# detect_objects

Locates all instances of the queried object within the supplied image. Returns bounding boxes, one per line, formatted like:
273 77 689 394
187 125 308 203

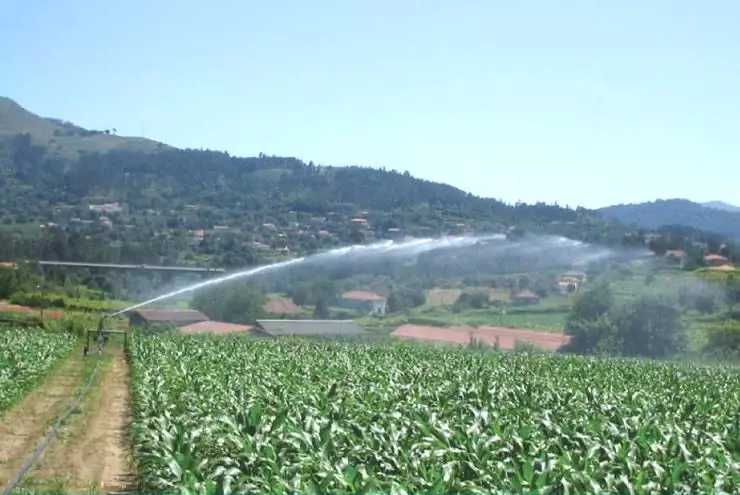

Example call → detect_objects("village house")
349 218 369 228
249 241 271 250
511 290 540 306
663 250 686 263
337 291 387 316
555 277 579 295
88 202 123 214
704 253 730 267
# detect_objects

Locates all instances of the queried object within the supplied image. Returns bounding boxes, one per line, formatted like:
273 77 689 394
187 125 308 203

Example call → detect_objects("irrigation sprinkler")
85 315 127 354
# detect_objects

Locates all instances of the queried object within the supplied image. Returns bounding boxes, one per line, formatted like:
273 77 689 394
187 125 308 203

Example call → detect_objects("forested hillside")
1 97 739 302
0 98 632 266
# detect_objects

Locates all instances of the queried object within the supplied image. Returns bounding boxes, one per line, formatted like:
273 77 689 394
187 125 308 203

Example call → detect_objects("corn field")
0 326 76 415
128 333 740 494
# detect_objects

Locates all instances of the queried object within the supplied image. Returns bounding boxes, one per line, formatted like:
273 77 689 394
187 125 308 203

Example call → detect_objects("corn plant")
128 333 740 494
0 326 76 414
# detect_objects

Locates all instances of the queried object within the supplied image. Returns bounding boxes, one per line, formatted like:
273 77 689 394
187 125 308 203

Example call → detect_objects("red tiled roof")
132 309 209 323
178 321 253 335
341 291 385 301
391 324 570 351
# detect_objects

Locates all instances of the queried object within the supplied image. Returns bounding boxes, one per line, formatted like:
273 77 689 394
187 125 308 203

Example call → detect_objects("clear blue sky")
2 1 739 208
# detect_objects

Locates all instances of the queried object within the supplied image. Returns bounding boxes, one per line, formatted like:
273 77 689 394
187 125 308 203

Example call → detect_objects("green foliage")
8 291 129 312
565 283 687 358
703 321 740 360
678 284 719 314
312 296 331 319
190 283 267 324
614 294 687 357
568 281 613 323
128 333 740 493
452 291 490 313
287 278 337 307
386 287 426 313
43 313 101 338
0 326 76 414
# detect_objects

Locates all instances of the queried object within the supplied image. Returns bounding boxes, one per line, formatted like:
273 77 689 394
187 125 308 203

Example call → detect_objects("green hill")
0 96 736 275
0 97 597 237
0 96 167 157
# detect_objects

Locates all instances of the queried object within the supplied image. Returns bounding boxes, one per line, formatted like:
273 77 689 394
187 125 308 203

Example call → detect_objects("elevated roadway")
33 260 225 273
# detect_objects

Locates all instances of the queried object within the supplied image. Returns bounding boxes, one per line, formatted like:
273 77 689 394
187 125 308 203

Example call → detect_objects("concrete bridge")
34 260 225 273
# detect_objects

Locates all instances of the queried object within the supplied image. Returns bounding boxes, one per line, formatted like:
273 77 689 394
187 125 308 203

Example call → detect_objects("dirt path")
24 347 138 494
0 352 87 489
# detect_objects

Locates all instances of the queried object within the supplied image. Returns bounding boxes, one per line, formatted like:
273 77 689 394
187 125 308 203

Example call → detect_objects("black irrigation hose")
0 354 102 495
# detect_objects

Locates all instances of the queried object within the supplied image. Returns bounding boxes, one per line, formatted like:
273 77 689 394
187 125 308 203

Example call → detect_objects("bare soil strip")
0 352 86 489
24 347 138 494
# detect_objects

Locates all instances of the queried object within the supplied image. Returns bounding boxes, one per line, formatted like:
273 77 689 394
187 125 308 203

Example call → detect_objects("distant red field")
0 303 65 319
391 323 570 351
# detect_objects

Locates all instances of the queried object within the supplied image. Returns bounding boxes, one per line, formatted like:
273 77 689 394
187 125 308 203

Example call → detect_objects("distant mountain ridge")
0 96 167 157
702 201 740 213
599 199 740 239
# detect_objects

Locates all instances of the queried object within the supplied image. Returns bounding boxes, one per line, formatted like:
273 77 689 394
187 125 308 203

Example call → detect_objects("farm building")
704 254 730 267
391 324 571 351
178 321 254 335
337 291 387 316
511 290 540 306
252 319 367 338
555 278 579 295
129 309 209 328
663 250 686 262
